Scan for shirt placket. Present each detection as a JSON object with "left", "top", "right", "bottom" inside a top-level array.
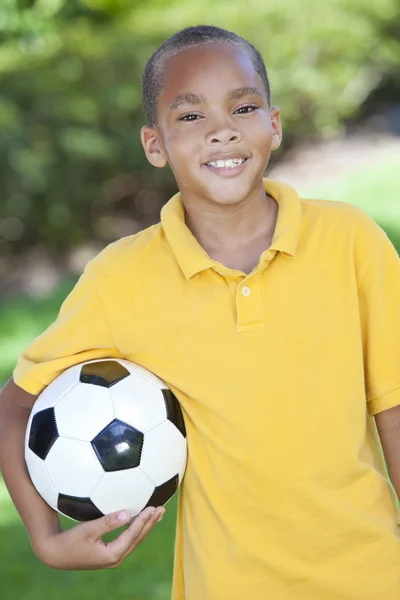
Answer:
[{"left": 235, "top": 275, "right": 266, "bottom": 332}]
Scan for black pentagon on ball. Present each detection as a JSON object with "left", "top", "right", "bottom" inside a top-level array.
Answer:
[
  {"left": 162, "top": 390, "right": 186, "bottom": 437},
  {"left": 92, "top": 419, "right": 144, "bottom": 472},
  {"left": 28, "top": 407, "right": 59, "bottom": 460},
  {"left": 58, "top": 494, "right": 104, "bottom": 522},
  {"left": 145, "top": 475, "right": 179, "bottom": 509},
  {"left": 80, "top": 360, "right": 130, "bottom": 388}
]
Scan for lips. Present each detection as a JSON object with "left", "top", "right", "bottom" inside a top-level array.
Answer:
[
  {"left": 207, "top": 157, "right": 245, "bottom": 168},
  {"left": 203, "top": 156, "right": 250, "bottom": 178},
  {"left": 202, "top": 152, "right": 249, "bottom": 165}
]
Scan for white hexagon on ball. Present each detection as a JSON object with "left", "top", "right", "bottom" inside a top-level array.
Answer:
[
  {"left": 32, "top": 367, "right": 81, "bottom": 413},
  {"left": 55, "top": 384, "right": 114, "bottom": 441},
  {"left": 118, "top": 360, "right": 166, "bottom": 388},
  {"left": 110, "top": 376, "right": 166, "bottom": 432},
  {"left": 45, "top": 437, "right": 103, "bottom": 497},
  {"left": 25, "top": 448, "right": 59, "bottom": 510},
  {"left": 140, "top": 420, "right": 186, "bottom": 486},
  {"left": 91, "top": 468, "right": 155, "bottom": 517},
  {"left": 178, "top": 439, "right": 188, "bottom": 484}
]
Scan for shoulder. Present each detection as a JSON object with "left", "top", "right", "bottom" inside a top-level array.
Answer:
[
  {"left": 300, "top": 196, "right": 398, "bottom": 278},
  {"left": 301, "top": 196, "right": 373, "bottom": 226},
  {"left": 83, "top": 221, "right": 164, "bottom": 280},
  {"left": 300, "top": 196, "right": 390, "bottom": 248}
]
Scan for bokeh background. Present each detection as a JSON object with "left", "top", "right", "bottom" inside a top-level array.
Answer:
[{"left": 1, "top": 0, "right": 400, "bottom": 598}]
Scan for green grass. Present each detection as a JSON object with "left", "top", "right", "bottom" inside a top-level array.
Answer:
[
  {"left": 0, "top": 153, "right": 399, "bottom": 598},
  {"left": 0, "top": 279, "right": 78, "bottom": 385},
  {"left": 303, "top": 155, "right": 399, "bottom": 212},
  {"left": 0, "top": 474, "right": 177, "bottom": 600},
  {"left": 299, "top": 154, "right": 400, "bottom": 251}
]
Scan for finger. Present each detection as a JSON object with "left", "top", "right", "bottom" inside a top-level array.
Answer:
[
  {"left": 84, "top": 506, "right": 155, "bottom": 539},
  {"left": 107, "top": 507, "right": 165, "bottom": 559},
  {"left": 133, "top": 507, "right": 165, "bottom": 546},
  {"left": 117, "top": 507, "right": 166, "bottom": 563},
  {"left": 126, "top": 507, "right": 165, "bottom": 550}
]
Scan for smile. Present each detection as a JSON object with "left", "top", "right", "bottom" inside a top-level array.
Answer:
[
  {"left": 207, "top": 158, "right": 246, "bottom": 169},
  {"left": 203, "top": 157, "right": 250, "bottom": 177}
]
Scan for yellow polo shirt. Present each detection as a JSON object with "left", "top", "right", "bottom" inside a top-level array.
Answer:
[{"left": 14, "top": 179, "right": 400, "bottom": 599}]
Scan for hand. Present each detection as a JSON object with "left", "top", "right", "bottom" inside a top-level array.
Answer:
[{"left": 36, "top": 506, "right": 166, "bottom": 570}]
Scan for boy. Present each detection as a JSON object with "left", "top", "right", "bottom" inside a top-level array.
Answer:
[{"left": 1, "top": 24, "right": 400, "bottom": 600}]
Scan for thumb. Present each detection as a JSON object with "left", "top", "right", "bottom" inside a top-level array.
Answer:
[{"left": 87, "top": 509, "right": 132, "bottom": 537}]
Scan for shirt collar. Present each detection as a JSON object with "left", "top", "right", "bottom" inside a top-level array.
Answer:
[{"left": 161, "top": 178, "right": 302, "bottom": 281}]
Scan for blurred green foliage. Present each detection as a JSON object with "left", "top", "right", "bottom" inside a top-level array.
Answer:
[{"left": 0, "top": 0, "right": 400, "bottom": 265}]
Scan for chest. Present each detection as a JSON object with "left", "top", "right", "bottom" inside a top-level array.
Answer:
[
  {"left": 105, "top": 248, "right": 363, "bottom": 407},
  {"left": 101, "top": 248, "right": 368, "bottom": 475},
  {"left": 207, "top": 234, "right": 275, "bottom": 274}
]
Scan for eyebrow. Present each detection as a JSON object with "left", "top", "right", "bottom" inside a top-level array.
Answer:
[{"left": 169, "top": 86, "right": 264, "bottom": 110}]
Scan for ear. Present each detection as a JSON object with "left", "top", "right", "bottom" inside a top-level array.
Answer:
[
  {"left": 270, "top": 106, "right": 283, "bottom": 151},
  {"left": 140, "top": 126, "right": 168, "bottom": 168}
]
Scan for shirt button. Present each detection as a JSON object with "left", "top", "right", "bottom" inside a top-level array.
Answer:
[{"left": 242, "top": 286, "right": 251, "bottom": 296}]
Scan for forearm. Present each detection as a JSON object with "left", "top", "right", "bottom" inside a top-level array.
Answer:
[
  {"left": 384, "top": 444, "right": 400, "bottom": 502},
  {"left": 0, "top": 379, "right": 61, "bottom": 556},
  {"left": 375, "top": 405, "right": 400, "bottom": 501}
]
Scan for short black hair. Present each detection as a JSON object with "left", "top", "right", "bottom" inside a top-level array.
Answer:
[{"left": 141, "top": 25, "right": 271, "bottom": 126}]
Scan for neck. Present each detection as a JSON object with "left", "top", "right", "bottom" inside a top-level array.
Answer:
[{"left": 182, "top": 185, "right": 278, "bottom": 253}]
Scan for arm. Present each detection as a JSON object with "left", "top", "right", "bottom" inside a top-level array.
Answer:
[
  {"left": 375, "top": 404, "right": 400, "bottom": 500},
  {"left": 0, "top": 378, "right": 165, "bottom": 569},
  {"left": 0, "top": 378, "right": 60, "bottom": 554},
  {"left": 354, "top": 220, "right": 400, "bottom": 498}
]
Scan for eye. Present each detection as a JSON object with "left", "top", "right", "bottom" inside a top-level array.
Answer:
[
  {"left": 179, "top": 113, "right": 202, "bottom": 122},
  {"left": 235, "top": 105, "right": 259, "bottom": 114}
]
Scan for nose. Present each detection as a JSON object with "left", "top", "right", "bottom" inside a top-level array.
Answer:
[{"left": 205, "top": 123, "right": 242, "bottom": 146}]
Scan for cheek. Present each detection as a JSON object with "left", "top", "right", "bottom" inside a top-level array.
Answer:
[
  {"left": 250, "top": 122, "right": 275, "bottom": 152},
  {"left": 165, "top": 129, "right": 201, "bottom": 165},
  {"left": 246, "top": 113, "right": 273, "bottom": 134}
]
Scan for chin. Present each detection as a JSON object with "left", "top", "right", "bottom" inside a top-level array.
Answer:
[
  {"left": 205, "top": 178, "right": 261, "bottom": 205},
  {"left": 210, "top": 194, "right": 246, "bottom": 206}
]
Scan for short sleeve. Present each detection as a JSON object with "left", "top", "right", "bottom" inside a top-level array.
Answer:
[
  {"left": 13, "top": 261, "right": 124, "bottom": 395},
  {"left": 359, "top": 231, "right": 400, "bottom": 416}
]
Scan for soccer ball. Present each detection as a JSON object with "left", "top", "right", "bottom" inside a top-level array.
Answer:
[{"left": 25, "top": 358, "right": 187, "bottom": 522}]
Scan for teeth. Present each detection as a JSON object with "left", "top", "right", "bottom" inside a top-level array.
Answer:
[{"left": 208, "top": 158, "right": 245, "bottom": 168}]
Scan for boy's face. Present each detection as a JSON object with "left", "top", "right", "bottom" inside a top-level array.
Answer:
[{"left": 141, "top": 43, "right": 282, "bottom": 206}]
